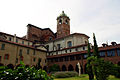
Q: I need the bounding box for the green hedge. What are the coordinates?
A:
[54,71,78,78]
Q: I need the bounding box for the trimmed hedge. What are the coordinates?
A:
[54,71,78,78]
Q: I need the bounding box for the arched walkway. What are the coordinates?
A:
[118,61,120,66]
[68,64,74,71]
[62,65,67,71]
[7,64,14,69]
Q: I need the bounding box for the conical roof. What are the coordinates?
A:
[57,11,69,19]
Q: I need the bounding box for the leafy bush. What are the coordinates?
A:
[54,71,78,78]
[112,65,120,78]
[0,62,53,80]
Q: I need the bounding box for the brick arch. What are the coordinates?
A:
[68,64,74,71]
[62,65,67,71]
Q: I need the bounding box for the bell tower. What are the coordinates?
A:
[57,11,70,38]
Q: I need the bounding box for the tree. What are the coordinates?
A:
[87,41,94,80]
[93,33,100,58]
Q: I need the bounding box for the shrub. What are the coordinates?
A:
[0,62,53,80]
[54,71,78,78]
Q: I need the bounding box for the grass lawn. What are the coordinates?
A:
[54,74,120,80]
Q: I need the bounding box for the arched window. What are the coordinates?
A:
[59,19,62,24]
[65,19,68,24]
[67,41,72,47]
[4,54,9,60]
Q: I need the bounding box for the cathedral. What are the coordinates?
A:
[0,11,120,73]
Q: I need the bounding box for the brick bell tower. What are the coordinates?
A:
[57,11,70,38]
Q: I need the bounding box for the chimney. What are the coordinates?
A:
[102,43,108,47]
[111,42,117,46]
[14,34,16,42]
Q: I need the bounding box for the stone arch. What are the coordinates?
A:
[68,64,74,71]
[43,66,47,72]
[7,64,14,69]
[62,65,67,71]
[0,63,4,66]
[118,61,120,66]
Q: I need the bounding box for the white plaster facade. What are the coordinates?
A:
[45,33,89,56]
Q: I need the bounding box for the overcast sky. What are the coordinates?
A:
[0,0,120,46]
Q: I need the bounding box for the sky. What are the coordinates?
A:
[0,0,120,46]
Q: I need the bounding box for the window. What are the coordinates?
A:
[57,44,61,50]
[4,54,9,60]
[75,48,78,51]
[64,56,69,61]
[83,46,85,50]
[0,56,2,61]
[19,49,22,56]
[70,56,75,61]
[9,37,12,41]
[16,39,18,43]
[22,41,24,44]
[107,50,115,57]
[117,49,120,56]
[49,37,52,41]
[65,19,68,24]
[55,58,58,62]
[83,54,87,59]
[20,56,23,61]
[27,49,29,55]
[67,41,72,47]
[59,57,63,62]
[76,55,81,60]
[1,44,5,50]
[59,19,62,24]
[33,58,36,62]
[99,51,105,57]
[69,49,72,52]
